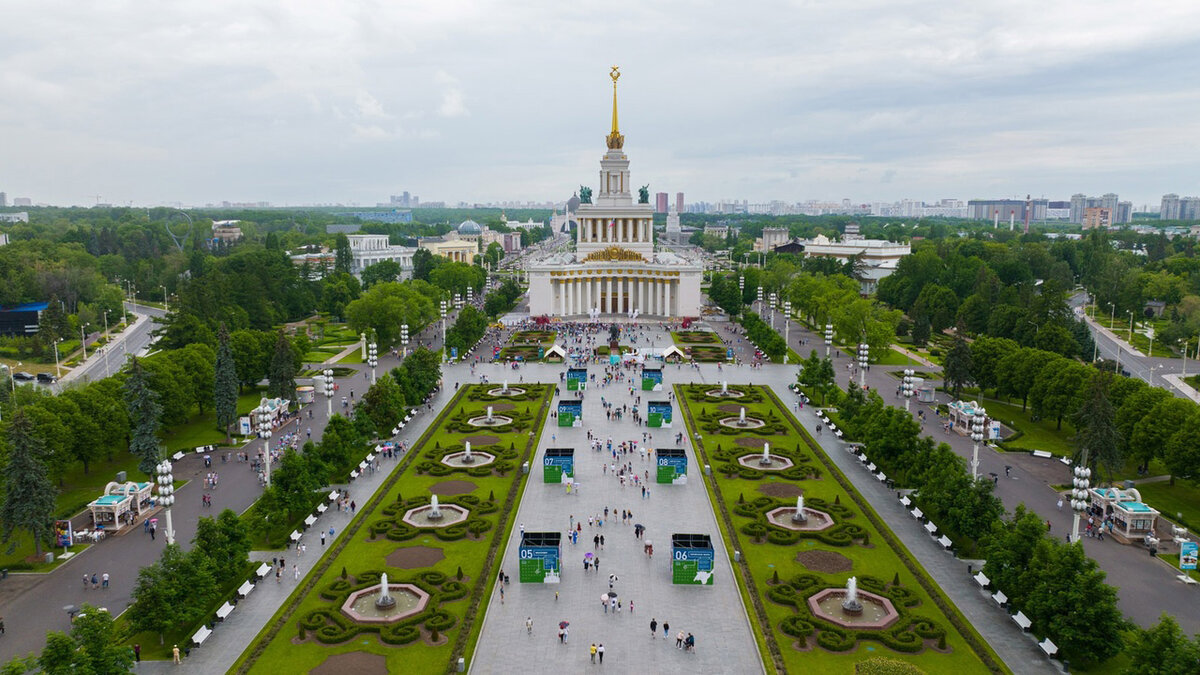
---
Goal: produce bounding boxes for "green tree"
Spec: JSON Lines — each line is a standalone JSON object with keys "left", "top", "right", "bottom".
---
{"left": 911, "top": 283, "right": 959, "bottom": 333}
{"left": 1122, "top": 614, "right": 1200, "bottom": 675}
{"left": 344, "top": 281, "right": 436, "bottom": 346}
{"left": 334, "top": 233, "right": 352, "bottom": 275}
{"left": 269, "top": 450, "right": 325, "bottom": 517}
{"left": 192, "top": 509, "right": 251, "bottom": 584}
{"left": 997, "top": 348, "right": 1060, "bottom": 411}
{"left": 968, "top": 336, "right": 1019, "bottom": 396}
{"left": 37, "top": 604, "right": 134, "bottom": 675}
{"left": 708, "top": 275, "right": 743, "bottom": 316}
{"left": 0, "top": 410, "right": 57, "bottom": 557}
{"left": 130, "top": 543, "right": 218, "bottom": 645}
{"left": 230, "top": 328, "right": 271, "bottom": 390}
{"left": 1021, "top": 540, "right": 1124, "bottom": 665}
{"left": 1030, "top": 359, "right": 1090, "bottom": 430}
{"left": 360, "top": 260, "right": 401, "bottom": 288}
{"left": 1130, "top": 397, "right": 1194, "bottom": 474}
{"left": 358, "top": 375, "right": 407, "bottom": 438}
{"left": 1073, "top": 372, "right": 1123, "bottom": 481}
{"left": 1115, "top": 387, "right": 1171, "bottom": 460}
{"left": 483, "top": 242, "right": 504, "bottom": 268}
{"left": 445, "top": 305, "right": 488, "bottom": 356}
{"left": 214, "top": 323, "right": 239, "bottom": 443}
{"left": 310, "top": 414, "right": 362, "bottom": 478}
{"left": 798, "top": 350, "right": 836, "bottom": 405}
{"left": 1165, "top": 411, "right": 1200, "bottom": 485}
{"left": 393, "top": 347, "right": 442, "bottom": 405}
{"left": 124, "top": 357, "right": 164, "bottom": 476}
{"left": 412, "top": 248, "right": 439, "bottom": 281}
{"left": 981, "top": 505, "right": 1047, "bottom": 608}
{"left": 268, "top": 330, "right": 298, "bottom": 403}
{"left": 942, "top": 326, "right": 973, "bottom": 400}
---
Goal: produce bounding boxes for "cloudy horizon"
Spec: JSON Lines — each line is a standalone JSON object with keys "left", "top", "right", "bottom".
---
{"left": 2, "top": 0, "right": 1199, "bottom": 210}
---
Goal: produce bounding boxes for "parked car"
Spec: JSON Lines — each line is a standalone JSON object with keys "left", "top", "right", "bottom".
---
{"left": 12, "top": 371, "right": 35, "bottom": 381}
{"left": 36, "top": 372, "right": 57, "bottom": 383}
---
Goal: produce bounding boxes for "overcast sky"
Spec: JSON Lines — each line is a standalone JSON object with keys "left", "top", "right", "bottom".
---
{"left": 2, "top": 0, "right": 1199, "bottom": 209}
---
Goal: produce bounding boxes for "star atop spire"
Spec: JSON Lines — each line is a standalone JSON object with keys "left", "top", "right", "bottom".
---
{"left": 606, "top": 66, "right": 624, "bottom": 150}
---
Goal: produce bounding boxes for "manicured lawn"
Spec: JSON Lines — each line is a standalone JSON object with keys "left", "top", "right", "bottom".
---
{"left": 676, "top": 384, "right": 1004, "bottom": 674}
{"left": 336, "top": 350, "right": 364, "bottom": 364}
{"left": 0, "top": 531, "right": 91, "bottom": 572}
{"left": 232, "top": 384, "right": 553, "bottom": 674}
{"left": 1134, "top": 480, "right": 1200, "bottom": 532}
{"left": 672, "top": 330, "right": 722, "bottom": 345}
{"left": 838, "top": 346, "right": 922, "bottom": 367}
{"left": 508, "top": 330, "right": 556, "bottom": 345}
{"left": 982, "top": 398, "right": 1077, "bottom": 457}
{"left": 160, "top": 390, "right": 265, "bottom": 454}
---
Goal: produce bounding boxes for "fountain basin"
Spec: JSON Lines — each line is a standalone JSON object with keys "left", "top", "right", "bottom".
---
{"left": 719, "top": 416, "right": 766, "bottom": 430}
{"left": 807, "top": 588, "right": 899, "bottom": 629}
{"left": 737, "top": 454, "right": 794, "bottom": 471}
{"left": 706, "top": 389, "right": 745, "bottom": 398}
{"left": 402, "top": 504, "right": 470, "bottom": 528}
{"left": 487, "top": 387, "right": 526, "bottom": 397}
{"left": 766, "top": 506, "right": 834, "bottom": 531}
{"left": 341, "top": 583, "right": 430, "bottom": 623}
{"left": 466, "top": 414, "right": 515, "bottom": 427}
{"left": 441, "top": 451, "right": 496, "bottom": 468}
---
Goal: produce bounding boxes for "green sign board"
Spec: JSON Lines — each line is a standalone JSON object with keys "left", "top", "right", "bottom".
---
{"left": 671, "top": 534, "right": 715, "bottom": 585}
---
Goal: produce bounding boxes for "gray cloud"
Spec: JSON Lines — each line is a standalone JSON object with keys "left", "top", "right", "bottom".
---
{"left": 1, "top": 0, "right": 1198, "bottom": 207}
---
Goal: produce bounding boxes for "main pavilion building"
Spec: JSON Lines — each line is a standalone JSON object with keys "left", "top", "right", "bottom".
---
{"left": 526, "top": 70, "right": 702, "bottom": 319}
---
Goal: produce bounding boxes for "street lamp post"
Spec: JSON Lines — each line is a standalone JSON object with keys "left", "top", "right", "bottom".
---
{"left": 401, "top": 324, "right": 410, "bottom": 359}
{"left": 258, "top": 408, "right": 273, "bottom": 488}
{"left": 80, "top": 325, "right": 88, "bottom": 361}
{"left": 1070, "top": 453, "right": 1092, "bottom": 543}
{"left": 857, "top": 340, "right": 869, "bottom": 389}
{"left": 970, "top": 407, "right": 986, "bottom": 480}
{"left": 1127, "top": 310, "right": 1134, "bottom": 344}
{"left": 454, "top": 293, "right": 463, "bottom": 310}
{"left": 824, "top": 323, "right": 833, "bottom": 358}
{"left": 738, "top": 275, "right": 745, "bottom": 303}
{"left": 368, "top": 342, "right": 378, "bottom": 384}
{"left": 102, "top": 310, "right": 111, "bottom": 377}
{"left": 783, "top": 300, "right": 792, "bottom": 364}
{"left": 53, "top": 339, "right": 63, "bottom": 379}
{"left": 155, "top": 459, "right": 176, "bottom": 545}
{"left": 756, "top": 286, "right": 763, "bottom": 313}
{"left": 769, "top": 292, "right": 777, "bottom": 328}
{"left": 323, "top": 369, "right": 335, "bottom": 417}
{"left": 467, "top": 286, "right": 474, "bottom": 307}
{"left": 161, "top": 285, "right": 168, "bottom": 313}
{"left": 903, "top": 368, "right": 914, "bottom": 412}
{"left": 440, "top": 301, "right": 448, "bottom": 363}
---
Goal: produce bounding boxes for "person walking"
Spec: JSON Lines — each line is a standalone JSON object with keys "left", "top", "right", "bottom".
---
{"left": 526, "top": 616, "right": 533, "bottom": 635}
{"left": 590, "top": 643, "right": 597, "bottom": 663}
{"left": 650, "top": 618, "right": 657, "bottom": 639}
{"left": 597, "top": 644, "right": 604, "bottom": 664}
{"left": 663, "top": 620, "right": 669, "bottom": 638}
{"left": 321, "top": 531, "right": 326, "bottom": 546}
{"left": 102, "top": 572, "right": 109, "bottom": 589}
{"left": 133, "top": 644, "right": 140, "bottom": 663}
{"left": 172, "top": 645, "right": 181, "bottom": 664}
{"left": 676, "top": 630, "right": 685, "bottom": 649}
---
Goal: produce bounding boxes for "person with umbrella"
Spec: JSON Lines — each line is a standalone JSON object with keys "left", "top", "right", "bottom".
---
{"left": 558, "top": 620, "right": 569, "bottom": 643}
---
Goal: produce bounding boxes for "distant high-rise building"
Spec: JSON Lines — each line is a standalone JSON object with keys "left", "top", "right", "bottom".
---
{"left": 967, "top": 199, "right": 1047, "bottom": 224}
{"left": 675, "top": 192, "right": 684, "bottom": 213}
{"left": 1083, "top": 207, "right": 1113, "bottom": 230}
{"left": 1070, "top": 193, "right": 1124, "bottom": 223}
{"left": 13, "top": 197, "right": 31, "bottom": 207}
{"left": 655, "top": 192, "right": 668, "bottom": 213}
{"left": 1159, "top": 194, "right": 1200, "bottom": 220}
{"left": 388, "top": 192, "right": 418, "bottom": 208}
{"left": 0, "top": 192, "right": 7, "bottom": 207}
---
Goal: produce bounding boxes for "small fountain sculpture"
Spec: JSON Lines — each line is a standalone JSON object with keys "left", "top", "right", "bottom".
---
{"left": 722, "top": 381, "right": 728, "bottom": 395}
{"left": 760, "top": 442, "right": 772, "bottom": 466}
{"left": 428, "top": 495, "right": 444, "bottom": 520}
{"left": 739, "top": 408, "right": 747, "bottom": 425}
{"left": 502, "top": 380, "right": 509, "bottom": 393}
{"left": 375, "top": 572, "right": 396, "bottom": 609}
{"left": 462, "top": 441, "right": 474, "bottom": 464}
{"left": 842, "top": 576, "right": 863, "bottom": 615}
{"left": 792, "top": 495, "right": 808, "bottom": 523}
{"left": 486, "top": 406, "right": 494, "bottom": 423}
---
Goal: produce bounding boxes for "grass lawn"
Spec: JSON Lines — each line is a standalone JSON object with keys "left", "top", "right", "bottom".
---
{"left": 0, "top": 531, "right": 91, "bottom": 572}
{"left": 160, "top": 390, "right": 265, "bottom": 454}
{"left": 672, "top": 330, "right": 722, "bottom": 345}
{"left": 1134, "top": 480, "right": 1200, "bottom": 532}
{"left": 508, "top": 330, "right": 556, "bottom": 345}
{"left": 837, "top": 346, "right": 921, "bottom": 367}
{"left": 982, "top": 398, "right": 1077, "bottom": 457}
{"left": 336, "top": 350, "right": 364, "bottom": 364}
{"left": 676, "top": 384, "right": 1005, "bottom": 675}
{"left": 231, "top": 384, "right": 553, "bottom": 674}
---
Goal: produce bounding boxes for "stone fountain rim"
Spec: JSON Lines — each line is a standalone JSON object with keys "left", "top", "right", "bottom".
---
{"left": 401, "top": 503, "right": 470, "bottom": 528}
{"left": 806, "top": 587, "right": 899, "bottom": 629}
{"left": 765, "top": 505, "right": 834, "bottom": 531}
{"left": 440, "top": 450, "right": 497, "bottom": 467}
{"left": 341, "top": 582, "right": 430, "bottom": 624}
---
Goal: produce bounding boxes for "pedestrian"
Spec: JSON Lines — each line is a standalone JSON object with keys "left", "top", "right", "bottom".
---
{"left": 102, "top": 572, "right": 109, "bottom": 589}
{"left": 1005, "top": 465, "right": 1011, "bottom": 478}
{"left": 527, "top": 617, "right": 533, "bottom": 635}
{"left": 597, "top": 643, "right": 604, "bottom": 664}
{"left": 600, "top": 534, "right": 605, "bottom": 549}
{"left": 677, "top": 631, "right": 685, "bottom": 649}
{"left": 83, "top": 574, "right": 89, "bottom": 590}
{"left": 350, "top": 501, "right": 356, "bottom": 513}
{"left": 133, "top": 644, "right": 140, "bottom": 662}
{"left": 629, "top": 600, "right": 634, "bottom": 614}
{"left": 663, "top": 620, "right": 669, "bottom": 638}
{"left": 594, "top": 534, "right": 600, "bottom": 549}
{"left": 590, "top": 643, "right": 597, "bottom": 663}
{"left": 91, "top": 573, "right": 98, "bottom": 589}
{"left": 172, "top": 645, "right": 181, "bottom": 664}
{"left": 1057, "top": 498, "right": 1063, "bottom": 510}
{"left": 321, "top": 531, "right": 326, "bottom": 546}
{"left": 499, "top": 584, "right": 505, "bottom": 603}
{"left": 651, "top": 618, "right": 657, "bottom": 639}
{"left": 293, "top": 564, "right": 299, "bottom": 580}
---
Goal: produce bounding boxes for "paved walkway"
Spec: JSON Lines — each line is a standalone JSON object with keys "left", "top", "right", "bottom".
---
{"left": 471, "top": 326, "right": 761, "bottom": 673}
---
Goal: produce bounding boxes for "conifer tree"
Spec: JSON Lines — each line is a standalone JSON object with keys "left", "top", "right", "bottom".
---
{"left": 1, "top": 410, "right": 57, "bottom": 556}
{"left": 124, "top": 357, "right": 164, "bottom": 476}
{"left": 214, "top": 322, "right": 239, "bottom": 443}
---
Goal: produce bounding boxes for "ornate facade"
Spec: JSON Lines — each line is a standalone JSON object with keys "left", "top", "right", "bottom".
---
{"left": 527, "top": 68, "right": 702, "bottom": 319}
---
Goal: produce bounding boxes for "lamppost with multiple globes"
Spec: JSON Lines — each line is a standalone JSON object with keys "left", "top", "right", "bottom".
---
{"left": 368, "top": 342, "right": 378, "bottom": 384}
{"left": 156, "top": 459, "right": 176, "bottom": 545}
{"left": 738, "top": 275, "right": 745, "bottom": 305}
{"left": 466, "top": 286, "right": 474, "bottom": 307}
{"left": 756, "top": 286, "right": 763, "bottom": 312}
{"left": 902, "top": 368, "right": 915, "bottom": 412}
{"left": 857, "top": 340, "right": 869, "bottom": 389}
{"left": 1070, "top": 453, "right": 1092, "bottom": 543}
{"left": 454, "top": 293, "right": 463, "bottom": 310}
{"left": 824, "top": 323, "right": 833, "bottom": 358}
{"left": 401, "top": 324, "right": 410, "bottom": 359}
{"left": 257, "top": 407, "right": 273, "bottom": 487}
{"left": 783, "top": 300, "right": 792, "bottom": 363}
{"left": 323, "top": 369, "right": 335, "bottom": 417}
{"left": 440, "top": 300, "right": 448, "bottom": 363}
{"left": 769, "top": 292, "right": 777, "bottom": 328}
{"left": 970, "top": 407, "right": 987, "bottom": 479}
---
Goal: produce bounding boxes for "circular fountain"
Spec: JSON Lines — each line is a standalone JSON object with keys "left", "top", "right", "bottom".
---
{"left": 441, "top": 441, "right": 496, "bottom": 468}
{"left": 807, "top": 577, "right": 900, "bottom": 629}
{"left": 719, "top": 407, "right": 766, "bottom": 430}
{"left": 341, "top": 573, "right": 431, "bottom": 623}
{"left": 402, "top": 495, "right": 469, "bottom": 528}
{"left": 737, "top": 442, "right": 794, "bottom": 471}
{"left": 487, "top": 380, "right": 526, "bottom": 397}
{"left": 766, "top": 495, "right": 833, "bottom": 531}
{"left": 706, "top": 380, "right": 745, "bottom": 398}
{"left": 467, "top": 405, "right": 514, "bottom": 428}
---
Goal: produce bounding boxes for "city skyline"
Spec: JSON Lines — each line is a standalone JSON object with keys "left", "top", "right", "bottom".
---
{"left": 2, "top": 1, "right": 1200, "bottom": 208}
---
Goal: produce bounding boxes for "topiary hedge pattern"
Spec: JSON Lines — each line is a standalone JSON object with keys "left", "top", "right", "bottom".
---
{"left": 299, "top": 569, "right": 463, "bottom": 646}
{"left": 368, "top": 495, "right": 499, "bottom": 542}
{"left": 768, "top": 574, "right": 944, "bottom": 655}
{"left": 415, "top": 442, "right": 521, "bottom": 477}
{"left": 735, "top": 496, "right": 869, "bottom": 547}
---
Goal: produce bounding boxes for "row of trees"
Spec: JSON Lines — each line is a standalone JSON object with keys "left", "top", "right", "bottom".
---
{"left": 737, "top": 311, "right": 787, "bottom": 361}
{"left": 445, "top": 306, "right": 487, "bottom": 358}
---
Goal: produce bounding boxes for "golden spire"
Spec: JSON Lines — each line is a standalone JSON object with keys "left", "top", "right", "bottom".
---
{"left": 606, "top": 65, "right": 624, "bottom": 150}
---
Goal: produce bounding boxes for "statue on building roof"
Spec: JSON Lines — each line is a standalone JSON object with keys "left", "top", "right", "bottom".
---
{"left": 638, "top": 185, "right": 649, "bottom": 204}
{"left": 580, "top": 186, "right": 593, "bottom": 204}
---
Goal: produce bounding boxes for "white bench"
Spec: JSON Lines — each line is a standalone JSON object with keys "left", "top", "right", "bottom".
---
{"left": 1178, "top": 574, "right": 1199, "bottom": 586}
{"left": 1038, "top": 638, "right": 1057, "bottom": 656}
{"left": 991, "top": 590, "right": 1007, "bottom": 606}
{"left": 938, "top": 535, "right": 952, "bottom": 549}
{"left": 876, "top": 472, "right": 887, "bottom": 482}
{"left": 924, "top": 521, "right": 938, "bottom": 535}
{"left": 215, "top": 601, "right": 234, "bottom": 621}
{"left": 350, "top": 470, "right": 359, "bottom": 480}
{"left": 1059, "top": 456, "right": 1072, "bottom": 466}
{"left": 289, "top": 530, "right": 301, "bottom": 542}
{"left": 835, "top": 429, "right": 844, "bottom": 438}
{"left": 328, "top": 490, "right": 339, "bottom": 502}
{"left": 899, "top": 496, "right": 911, "bottom": 507}
{"left": 973, "top": 571, "right": 990, "bottom": 588}
{"left": 1012, "top": 611, "right": 1032, "bottom": 631}
{"left": 192, "top": 625, "right": 212, "bottom": 646}
{"left": 255, "top": 562, "right": 271, "bottom": 579}
{"left": 911, "top": 508, "right": 923, "bottom": 520}
{"left": 237, "top": 580, "right": 254, "bottom": 598}
{"left": 358, "top": 461, "right": 368, "bottom": 470}
{"left": 867, "top": 462, "right": 877, "bottom": 472}
{"left": 304, "top": 515, "right": 317, "bottom": 528}
{"left": 1030, "top": 450, "right": 1053, "bottom": 459}
{"left": 316, "top": 504, "right": 327, "bottom": 514}
{"left": 172, "top": 451, "right": 185, "bottom": 461}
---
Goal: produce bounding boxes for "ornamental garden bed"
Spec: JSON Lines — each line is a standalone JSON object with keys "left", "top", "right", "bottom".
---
{"left": 675, "top": 384, "right": 1004, "bottom": 674}
{"left": 234, "top": 384, "right": 553, "bottom": 674}
{"left": 686, "top": 345, "right": 728, "bottom": 362}
{"left": 508, "top": 330, "right": 556, "bottom": 345}
{"left": 672, "top": 330, "right": 723, "bottom": 345}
